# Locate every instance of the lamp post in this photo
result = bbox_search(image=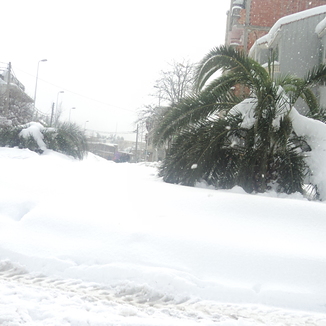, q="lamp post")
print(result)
[33,59,47,118]
[154,85,162,107]
[84,120,89,131]
[55,91,64,126]
[69,107,76,122]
